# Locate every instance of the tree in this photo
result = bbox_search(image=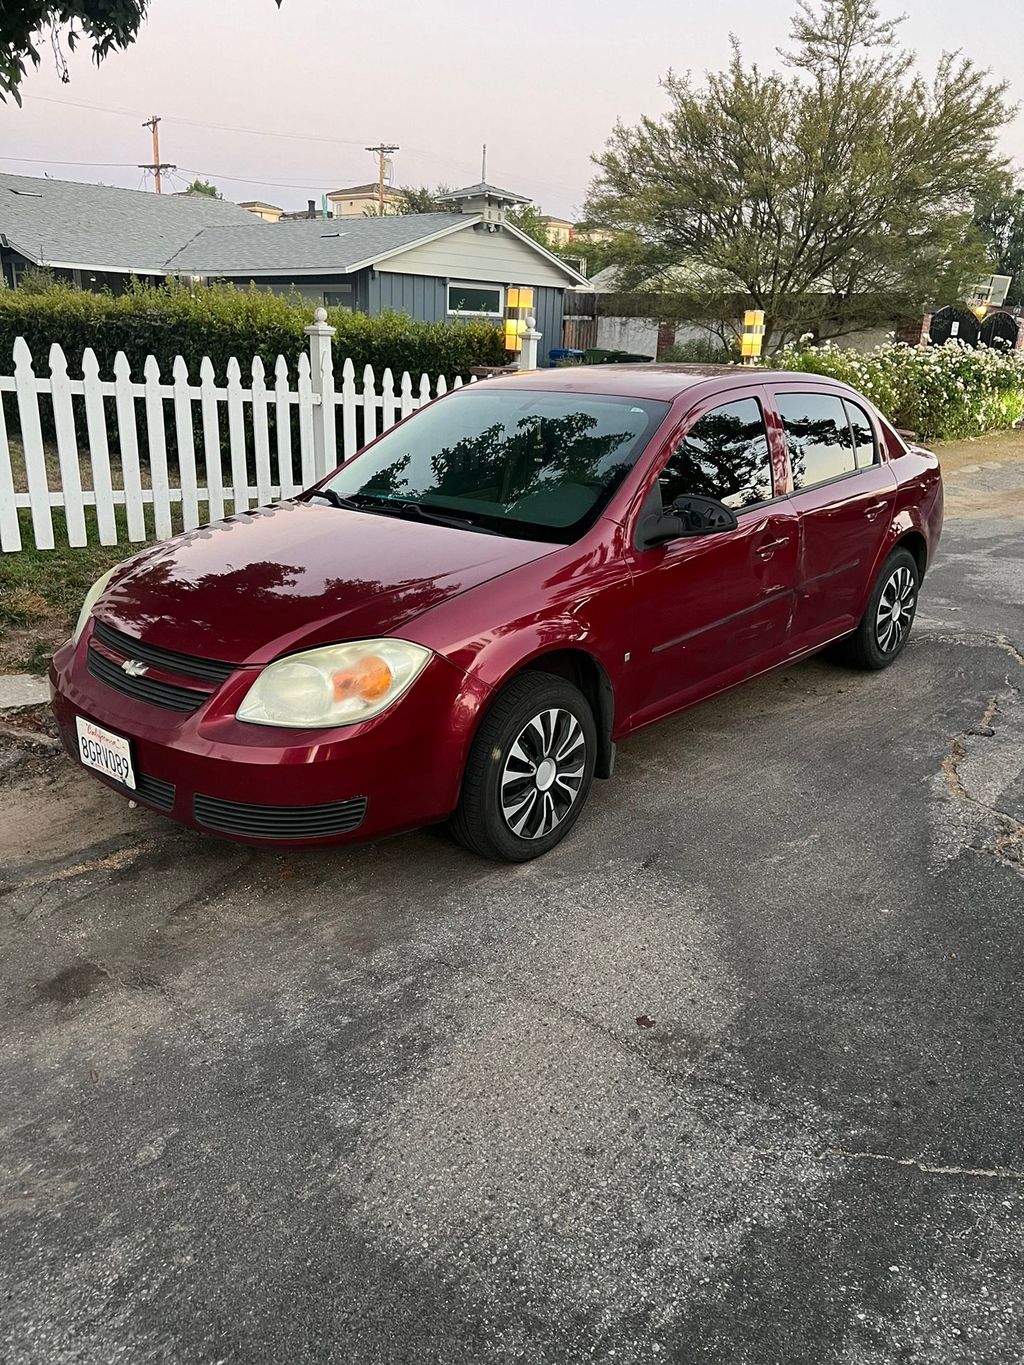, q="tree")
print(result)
[183,178,220,199]
[394,184,451,215]
[0,2,281,103]
[974,183,1024,307]
[506,204,600,276]
[506,204,555,250]
[586,0,1013,345]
